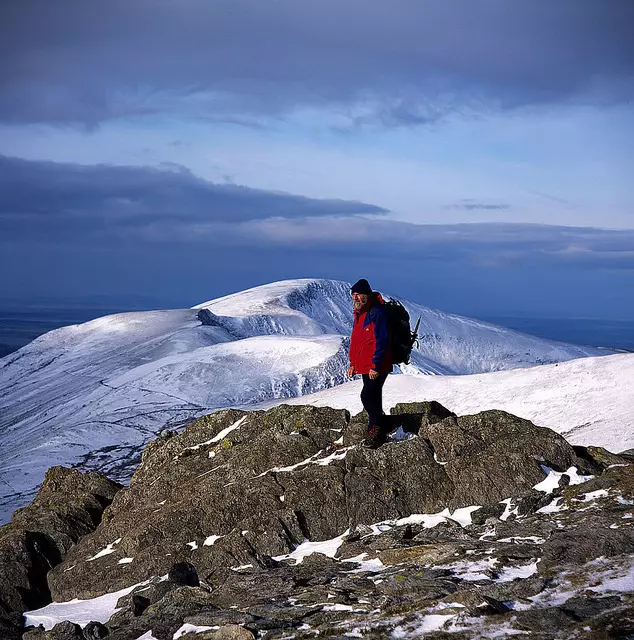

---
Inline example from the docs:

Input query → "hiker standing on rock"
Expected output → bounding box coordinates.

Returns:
[347,279,393,449]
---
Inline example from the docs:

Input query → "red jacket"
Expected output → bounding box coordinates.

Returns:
[349,294,393,374]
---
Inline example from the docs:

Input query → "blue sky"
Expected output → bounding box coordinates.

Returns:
[1,0,633,319]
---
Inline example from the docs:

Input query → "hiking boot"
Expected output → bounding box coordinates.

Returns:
[362,426,386,449]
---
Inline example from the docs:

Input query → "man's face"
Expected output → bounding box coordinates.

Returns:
[352,292,369,311]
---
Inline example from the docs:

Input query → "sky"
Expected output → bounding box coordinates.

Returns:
[1,0,633,319]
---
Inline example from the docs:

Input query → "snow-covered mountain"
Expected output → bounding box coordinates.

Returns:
[0,278,613,522]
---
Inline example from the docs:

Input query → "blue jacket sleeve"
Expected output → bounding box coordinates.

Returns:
[371,306,389,369]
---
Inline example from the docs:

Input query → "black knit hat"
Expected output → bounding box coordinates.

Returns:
[350,278,372,295]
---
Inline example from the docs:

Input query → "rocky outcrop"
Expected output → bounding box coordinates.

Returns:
[13,402,634,639]
[27,459,634,639]
[47,402,598,602]
[0,468,121,639]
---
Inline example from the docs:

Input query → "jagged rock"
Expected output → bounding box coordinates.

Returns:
[23,454,634,638]
[540,523,634,572]
[579,445,634,469]
[46,621,84,640]
[438,590,510,616]
[0,612,24,640]
[82,621,109,639]
[420,410,588,507]
[561,595,622,621]
[184,609,256,626]
[578,601,634,639]
[0,467,121,640]
[470,502,506,524]
[390,401,457,433]
[107,586,217,640]
[47,404,599,603]
[180,626,254,640]
[168,561,200,587]
[512,607,579,632]
[379,541,479,566]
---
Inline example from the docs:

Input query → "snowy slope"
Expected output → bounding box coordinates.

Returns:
[282,352,634,453]
[0,278,614,522]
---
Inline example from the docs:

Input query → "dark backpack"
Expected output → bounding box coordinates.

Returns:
[384,299,421,365]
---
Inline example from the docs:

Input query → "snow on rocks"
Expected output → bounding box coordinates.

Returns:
[273,530,351,565]
[87,538,122,562]
[11,404,634,639]
[24,581,150,630]
[533,465,593,494]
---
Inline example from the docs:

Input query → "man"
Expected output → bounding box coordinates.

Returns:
[347,278,392,449]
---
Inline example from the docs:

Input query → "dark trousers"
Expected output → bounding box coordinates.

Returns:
[361,372,389,431]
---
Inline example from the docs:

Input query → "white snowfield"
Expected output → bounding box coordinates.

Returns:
[283,352,634,454]
[0,278,617,523]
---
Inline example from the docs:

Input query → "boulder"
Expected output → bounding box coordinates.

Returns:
[0,467,121,639]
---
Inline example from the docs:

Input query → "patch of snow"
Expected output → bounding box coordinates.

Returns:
[118,557,134,564]
[537,497,566,514]
[498,536,545,544]
[444,557,497,582]
[429,602,467,612]
[450,505,482,527]
[87,538,122,562]
[135,632,159,640]
[391,427,415,442]
[391,506,480,529]
[24,580,151,629]
[433,451,448,465]
[313,446,353,466]
[173,623,218,638]
[534,466,593,494]
[342,553,387,574]
[258,447,353,476]
[496,562,539,582]
[231,564,254,571]
[499,498,519,521]
[273,529,350,564]
[587,561,634,594]
[321,603,366,612]
[392,614,456,637]
[577,489,609,502]
[203,534,223,546]
[479,528,497,541]
[210,415,248,443]
[617,496,634,505]
[186,541,198,550]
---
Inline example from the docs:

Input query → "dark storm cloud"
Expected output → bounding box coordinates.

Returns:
[0,155,388,237]
[1,0,632,125]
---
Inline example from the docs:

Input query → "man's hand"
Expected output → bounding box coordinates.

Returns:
[347,365,356,378]
[369,369,379,380]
